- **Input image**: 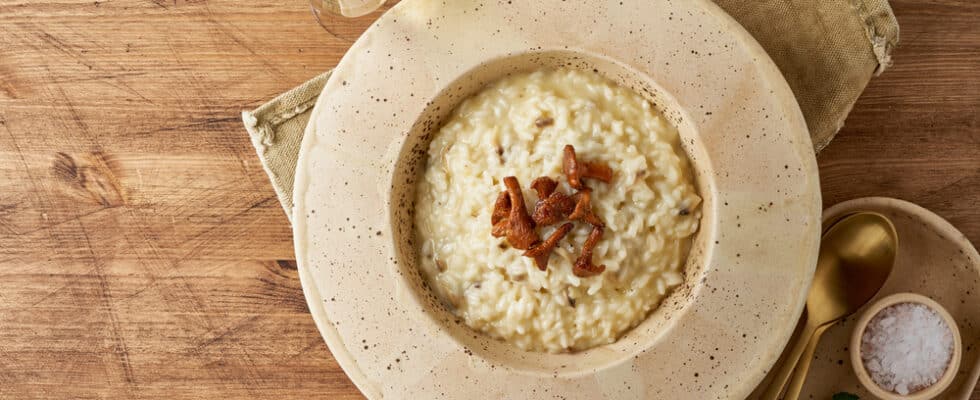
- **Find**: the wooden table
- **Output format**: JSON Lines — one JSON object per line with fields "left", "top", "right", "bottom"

{"left": 0, "top": 1, "right": 976, "bottom": 398}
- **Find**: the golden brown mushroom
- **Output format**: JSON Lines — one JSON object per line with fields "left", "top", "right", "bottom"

{"left": 532, "top": 191, "right": 575, "bottom": 226}
{"left": 490, "top": 146, "right": 612, "bottom": 275}
{"left": 572, "top": 226, "right": 606, "bottom": 278}
{"left": 530, "top": 176, "right": 558, "bottom": 199}
{"left": 523, "top": 222, "right": 574, "bottom": 271}
{"left": 563, "top": 145, "right": 613, "bottom": 189}
{"left": 502, "top": 176, "right": 539, "bottom": 250}
{"left": 491, "top": 220, "right": 509, "bottom": 238}
{"left": 568, "top": 189, "right": 604, "bottom": 227}
{"left": 491, "top": 191, "right": 510, "bottom": 226}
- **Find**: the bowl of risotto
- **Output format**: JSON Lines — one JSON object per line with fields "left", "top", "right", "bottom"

{"left": 292, "top": 0, "right": 821, "bottom": 398}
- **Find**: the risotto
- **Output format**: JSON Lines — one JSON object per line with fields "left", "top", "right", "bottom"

{"left": 414, "top": 68, "right": 701, "bottom": 352}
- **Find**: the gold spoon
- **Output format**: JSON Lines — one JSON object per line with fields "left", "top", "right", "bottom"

{"left": 762, "top": 212, "right": 898, "bottom": 400}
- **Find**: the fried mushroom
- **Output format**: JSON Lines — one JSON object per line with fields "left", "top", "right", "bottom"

{"left": 568, "top": 189, "right": 604, "bottom": 227}
{"left": 491, "top": 191, "right": 510, "bottom": 226}
{"left": 563, "top": 145, "right": 613, "bottom": 189}
{"left": 530, "top": 176, "right": 558, "bottom": 199}
{"left": 523, "top": 222, "right": 574, "bottom": 270}
{"left": 502, "top": 176, "right": 539, "bottom": 250}
{"left": 572, "top": 226, "right": 606, "bottom": 278}
{"left": 532, "top": 191, "right": 575, "bottom": 226}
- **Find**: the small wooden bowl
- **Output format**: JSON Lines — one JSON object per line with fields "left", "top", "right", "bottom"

{"left": 850, "top": 293, "right": 962, "bottom": 400}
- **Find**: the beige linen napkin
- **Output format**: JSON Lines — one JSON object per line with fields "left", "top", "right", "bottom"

{"left": 243, "top": 0, "right": 899, "bottom": 219}
{"left": 242, "top": 71, "right": 331, "bottom": 214}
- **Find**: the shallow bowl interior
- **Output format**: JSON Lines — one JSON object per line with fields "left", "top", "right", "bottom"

{"left": 388, "top": 50, "right": 716, "bottom": 375}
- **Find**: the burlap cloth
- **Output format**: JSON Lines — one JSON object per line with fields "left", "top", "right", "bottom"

{"left": 243, "top": 0, "right": 899, "bottom": 219}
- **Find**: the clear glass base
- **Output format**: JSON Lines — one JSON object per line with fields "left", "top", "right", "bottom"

{"left": 310, "top": 0, "right": 400, "bottom": 43}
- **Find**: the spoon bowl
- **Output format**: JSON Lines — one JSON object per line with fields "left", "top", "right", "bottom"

{"left": 808, "top": 212, "right": 898, "bottom": 324}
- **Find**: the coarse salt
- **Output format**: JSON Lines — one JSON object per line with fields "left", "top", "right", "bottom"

{"left": 860, "top": 302, "right": 954, "bottom": 395}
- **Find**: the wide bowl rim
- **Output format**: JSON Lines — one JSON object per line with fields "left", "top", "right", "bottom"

{"left": 291, "top": 0, "right": 821, "bottom": 398}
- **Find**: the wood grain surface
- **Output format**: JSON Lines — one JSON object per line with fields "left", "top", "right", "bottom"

{"left": 0, "top": 1, "right": 976, "bottom": 399}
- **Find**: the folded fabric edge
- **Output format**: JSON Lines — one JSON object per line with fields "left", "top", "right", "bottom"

{"left": 242, "top": 70, "right": 335, "bottom": 220}
{"left": 849, "top": 0, "right": 901, "bottom": 75}
{"left": 243, "top": 109, "right": 296, "bottom": 220}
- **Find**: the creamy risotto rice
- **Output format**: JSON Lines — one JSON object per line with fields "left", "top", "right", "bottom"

{"left": 414, "top": 68, "right": 701, "bottom": 352}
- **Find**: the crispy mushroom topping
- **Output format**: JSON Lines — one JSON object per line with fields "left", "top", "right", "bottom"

{"left": 573, "top": 226, "right": 606, "bottom": 278}
{"left": 491, "top": 191, "right": 511, "bottom": 238}
{"left": 490, "top": 145, "right": 615, "bottom": 276}
{"left": 563, "top": 145, "right": 613, "bottom": 189}
{"left": 568, "top": 188, "right": 591, "bottom": 220}
{"left": 568, "top": 189, "right": 604, "bottom": 227}
{"left": 491, "top": 220, "right": 509, "bottom": 238}
{"left": 532, "top": 191, "right": 575, "bottom": 226}
{"left": 491, "top": 191, "right": 510, "bottom": 225}
{"left": 503, "top": 176, "right": 539, "bottom": 250}
{"left": 523, "top": 222, "right": 574, "bottom": 270}
{"left": 582, "top": 161, "right": 613, "bottom": 183}
{"left": 562, "top": 145, "right": 582, "bottom": 189}
{"left": 530, "top": 176, "right": 558, "bottom": 199}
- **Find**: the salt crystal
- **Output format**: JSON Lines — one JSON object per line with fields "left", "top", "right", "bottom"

{"left": 860, "top": 302, "right": 954, "bottom": 395}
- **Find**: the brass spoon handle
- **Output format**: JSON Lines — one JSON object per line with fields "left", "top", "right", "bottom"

{"left": 761, "top": 320, "right": 819, "bottom": 400}
{"left": 782, "top": 323, "right": 833, "bottom": 400}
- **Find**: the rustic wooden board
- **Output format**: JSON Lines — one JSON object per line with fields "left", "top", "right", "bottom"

{"left": 0, "top": 0, "right": 975, "bottom": 399}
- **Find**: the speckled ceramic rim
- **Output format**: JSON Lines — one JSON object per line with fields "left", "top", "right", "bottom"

{"left": 292, "top": 0, "right": 821, "bottom": 398}
{"left": 849, "top": 292, "right": 963, "bottom": 400}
